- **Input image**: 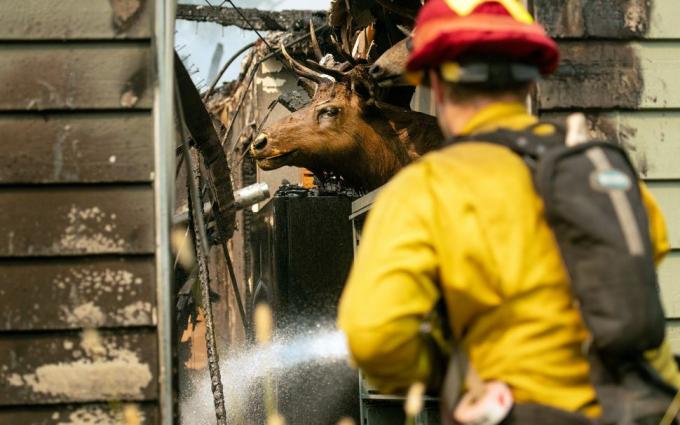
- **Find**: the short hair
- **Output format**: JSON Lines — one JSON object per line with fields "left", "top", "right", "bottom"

{"left": 441, "top": 79, "right": 533, "bottom": 104}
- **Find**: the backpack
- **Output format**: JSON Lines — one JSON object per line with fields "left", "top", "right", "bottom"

{"left": 443, "top": 115, "right": 677, "bottom": 425}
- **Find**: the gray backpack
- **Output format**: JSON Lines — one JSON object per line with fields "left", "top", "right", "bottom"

{"left": 442, "top": 119, "right": 676, "bottom": 425}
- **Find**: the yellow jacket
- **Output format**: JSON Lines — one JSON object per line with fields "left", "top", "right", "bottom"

{"left": 338, "top": 102, "right": 679, "bottom": 416}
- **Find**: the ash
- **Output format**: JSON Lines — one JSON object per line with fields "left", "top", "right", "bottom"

{"left": 180, "top": 324, "right": 355, "bottom": 425}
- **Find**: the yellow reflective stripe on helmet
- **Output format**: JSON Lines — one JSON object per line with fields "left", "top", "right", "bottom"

{"left": 443, "top": 0, "right": 534, "bottom": 24}
{"left": 440, "top": 62, "right": 462, "bottom": 82}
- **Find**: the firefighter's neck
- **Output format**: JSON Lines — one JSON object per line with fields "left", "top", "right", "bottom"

{"left": 436, "top": 94, "right": 525, "bottom": 137}
{"left": 430, "top": 72, "right": 523, "bottom": 137}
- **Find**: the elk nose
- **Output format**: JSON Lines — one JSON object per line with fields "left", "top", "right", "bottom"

{"left": 252, "top": 133, "right": 268, "bottom": 151}
{"left": 369, "top": 63, "right": 384, "bottom": 78}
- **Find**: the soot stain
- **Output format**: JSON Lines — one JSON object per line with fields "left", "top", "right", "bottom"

{"left": 535, "top": 0, "right": 650, "bottom": 38}
{"left": 539, "top": 42, "right": 644, "bottom": 109}
{"left": 585, "top": 114, "right": 648, "bottom": 176}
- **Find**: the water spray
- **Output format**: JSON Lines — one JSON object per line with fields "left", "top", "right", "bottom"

{"left": 404, "top": 382, "right": 426, "bottom": 425}
{"left": 180, "top": 325, "right": 350, "bottom": 425}
{"left": 254, "top": 303, "right": 278, "bottom": 423}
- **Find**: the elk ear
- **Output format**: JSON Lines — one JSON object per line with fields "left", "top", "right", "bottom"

{"left": 351, "top": 79, "right": 372, "bottom": 101}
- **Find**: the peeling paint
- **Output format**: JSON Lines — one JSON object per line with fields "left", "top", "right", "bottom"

{"left": 120, "top": 90, "right": 139, "bottom": 108}
{"left": 112, "top": 301, "right": 154, "bottom": 326}
{"left": 56, "top": 405, "right": 146, "bottom": 425}
{"left": 110, "top": 0, "right": 143, "bottom": 34}
{"left": 56, "top": 206, "right": 126, "bottom": 253}
{"left": 6, "top": 373, "right": 22, "bottom": 386}
{"left": 60, "top": 302, "right": 106, "bottom": 327}
{"left": 5, "top": 347, "right": 152, "bottom": 400}
{"left": 80, "top": 329, "right": 106, "bottom": 359}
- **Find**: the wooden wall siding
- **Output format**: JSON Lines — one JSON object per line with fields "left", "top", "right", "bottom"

{"left": 534, "top": 0, "right": 680, "bottom": 39}
{"left": 665, "top": 319, "right": 680, "bottom": 355}
{"left": 533, "top": 0, "right": 680, "bottom": 345}
{"left": 660, "top": 253, "right": 680, "bottom": 318}
{"left": 647, "top": 183, "right": 680, "bottom": 249}
{"left": 0, "top": 330, "right": 158, "bottom": 405}
{"left": 0, "top": 403, "right": 158, "bottom": 425}
{"left": 0, "top": 43, "right": 152, "bottom": 111}
{"left": 543, "top": 112, "right": 680, "bottom": 180}
{"left": 538, "top": 42, "right": 680, "bottom": 109}
{"left": 0, "top": 112, "right": 153, "bottom": 184}
{"left": 0, "top": 257, "right": 156, "bottom": 331}
{"left": 0, "top": 186, "right": 154, "bottom": 257}
{"left": 0, "top": 0, "right": 152, "bottom": 41}
{"left": 0, "top": 0, "right": 162, "bottom": 416}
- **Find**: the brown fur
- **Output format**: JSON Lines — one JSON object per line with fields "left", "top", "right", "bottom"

{"left": 251, "top": 82, "right": 442, "bottom": 191}
{"left": 370, "top": 37, "right": 411, "bottom": 87}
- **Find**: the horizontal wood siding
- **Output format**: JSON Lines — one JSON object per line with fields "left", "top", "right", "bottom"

{"left": 0, "top": 112, "right": 153, "bottom": 183}
{"left": 660, "top": 252, "right": 680, "bottom": 318}
{"left": 535, "top": 0, "right": 680, "bottom": 39}
{"left": 0, "top": 187, "right": 155, "bottom": 256}
{"left": 543, "top": 111, "right": 680, "bottom": 180}
{"left": 534, "top": 0, "right": 680, "bottom": 352}
{"left": 0, "top": 0, "right": 152, "bottom": 41}
{"left": 648, "top": 0, "right": 680, "bottom": 38}
{"left": 539, "top": 42, "right": 680, "bottom": 110}
{"left": 0, "top": 43, "right": 152, "bottom": 111}
{"left": 666, "top": 320, "right": 680, "bottom": 353}
{"left": 0, "top": 330, "right": 158, "bottom": 405}
{"left": 0, "top": 257, "right": 156, "bottom": 331}
{"left": 0, "top": 403, "right": 158, "bottom": 425}
{"left": 647, "top": 183, "right": 680, "bottom": 249}
{"left": 0, "top": 0, "right": 162, "bottom": 415}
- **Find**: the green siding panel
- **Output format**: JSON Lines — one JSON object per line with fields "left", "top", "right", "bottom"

{"left": 665, "top": 320, "right": 680, "bottom": 353}
{"left": 660, "top": 251, "right": 680, "bottom": 318}
{"left": 647, "top": 182, "right": 680, "bottom": 250}
{"left": 543, "top": 112, "right": 680, "bottom": 180}
{"left": 648, "top": 0, "right": 680, "bottom": 39}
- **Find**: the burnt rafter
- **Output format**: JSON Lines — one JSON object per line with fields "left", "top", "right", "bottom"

{"left": 176, "top": 4, "right": 326, "bottom": 31}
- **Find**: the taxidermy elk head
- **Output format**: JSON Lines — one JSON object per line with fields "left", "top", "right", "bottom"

{"left": 250, "top": 27, "right": 441, "bottom": 191}
{"left": 369, "top": 35, "right": 411, "bottom": 88}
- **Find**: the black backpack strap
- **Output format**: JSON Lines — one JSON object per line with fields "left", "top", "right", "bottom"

{"left": 446, "top": 122, "right": 566, "bottom": 172}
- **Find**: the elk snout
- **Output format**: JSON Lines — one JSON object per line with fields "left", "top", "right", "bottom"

{"left": 252, "top": 133, "right": 268, "bottom": 153}
{"left": 369, "top": 63, "right": 384, "bottom": 79}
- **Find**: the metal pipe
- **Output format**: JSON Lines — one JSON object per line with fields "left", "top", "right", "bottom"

{"left": 153, "top": 0, "right": 176, "bottom": 422}
{"left": 234, "top": 182, "right": 270, "bottom": 210}
{"left": 173, "top": 182, "right": 270, "bottom": 225}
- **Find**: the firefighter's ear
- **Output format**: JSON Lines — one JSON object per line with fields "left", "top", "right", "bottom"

{"left": 430, "top": 70, "right": 446, "bottom": 105}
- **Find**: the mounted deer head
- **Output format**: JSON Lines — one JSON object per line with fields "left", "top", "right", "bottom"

{"left": 250, "top": 25, "right": 441, "bottom": 191}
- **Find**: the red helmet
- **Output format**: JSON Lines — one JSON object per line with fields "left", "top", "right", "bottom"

{"left": 406, "top": 0, "right": 559, "bottom": 82}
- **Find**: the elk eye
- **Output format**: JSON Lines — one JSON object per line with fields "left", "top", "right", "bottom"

{"left": 319, "top": 107, "right": 340, "bottom": 119}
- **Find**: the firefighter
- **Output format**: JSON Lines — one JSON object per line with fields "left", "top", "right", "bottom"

{"left": 338, "top": 0, "right": 680, "bottom": 423}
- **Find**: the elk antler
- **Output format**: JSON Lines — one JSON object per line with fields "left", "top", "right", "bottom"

{"left": 330, "top": 33, "right": 356, "bottom": 64}
{"left": 280, "top": 41, "right": 335, "bottom": 84}
{"left": 309, "top": 19, "right": 324, "bottom": 62}
{"left": 304, "top": 57, "right": 350, "bottom": 82}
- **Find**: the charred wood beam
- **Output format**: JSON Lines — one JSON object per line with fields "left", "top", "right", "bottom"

{"left": 176, "top": 4, "right": 326, "bottom": 31}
